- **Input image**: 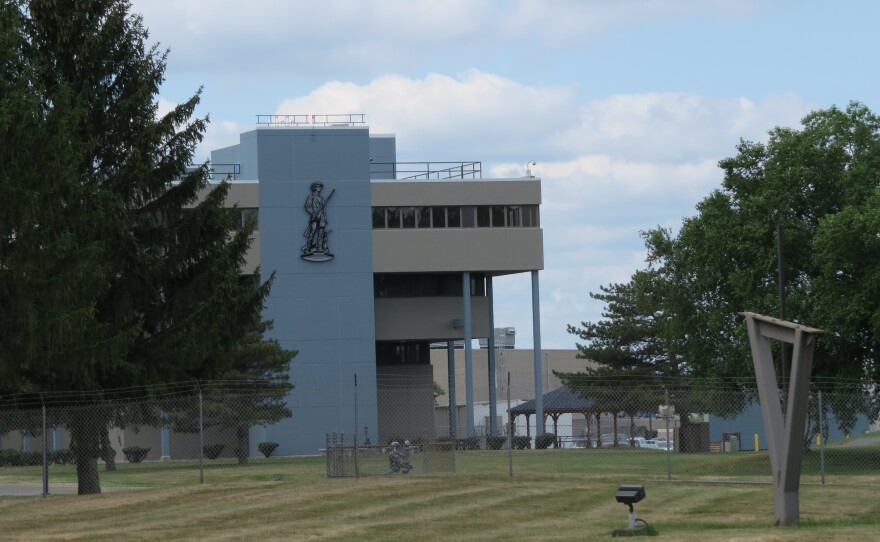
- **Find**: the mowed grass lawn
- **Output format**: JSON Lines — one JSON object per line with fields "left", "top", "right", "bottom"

{"left": 1, "top": 448, "right": 879, "bottom": 541}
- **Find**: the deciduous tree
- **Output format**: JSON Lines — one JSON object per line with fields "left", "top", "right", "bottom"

{"left": 568, "top": 102, "right": 880, "bottom": 434}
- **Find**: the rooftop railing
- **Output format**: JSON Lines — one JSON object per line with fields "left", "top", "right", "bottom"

{"left": 208, "top": 163, "right": 241, "bottom": 180}
{"left": 256, "top": 114, "right": 366, "bottom": 127}
{"left": 371, "top": 161, "right": 482, "bottom": 180}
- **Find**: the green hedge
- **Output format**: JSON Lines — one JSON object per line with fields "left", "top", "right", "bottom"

{"left": 203, "top": 443, "right": 225, "bottom": 459}
{"left": 50, "top": 448, "right": 75, "bottom": 465}
{"left": 486, "top": 436, "right": 507, "bottom": 450}
{"left": 0, "top": 449, "right": 44, "bottom": 467}
{"left": 512, "top": 436, "right": 532, "bottom": 449}
{"left": 122, "top": 446, "right": 150, "bottom": 463}
{"left": 258, "top": 442, "right": 279, "bottom": 458}
{"left": 455, "top": 436, "right": 481, "bottom": 450}
{"left": 535, "top": 432, "right": 557, "bottom": 449}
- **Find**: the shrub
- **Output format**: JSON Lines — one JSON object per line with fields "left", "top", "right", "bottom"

{"left": 258, "top": 442, "right": 279, "bottom": 458}
{"left": 0, "top": 449, "right": 20, "bottom": 467}
{"left": 486, "top": 436, "right": 507, "bottom": 450}
{"left": 19, "top": 451, "right": 43, "bottom": 466}
{"left": 535, "top": 432, "right": 557, "bottom": 449}
{"left": 122, "top": 446, "right": 150, "bottom": 463}
{"left": 50, "top": 448, "right": 75, "bottom": 465}
{"left": 455, "top": 436, "right": 481, "bottom": 450}
{"left": 203, "top": 443, "right": 225, "bottom": 459}
{"left": 512, "top": 436, "right": 532, "bottom": 450}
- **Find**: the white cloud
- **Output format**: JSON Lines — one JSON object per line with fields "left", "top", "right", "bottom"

{"left": 131, "top": 0, "right": 770, "bottom": 77}
{"left": 549, "top": 92, "right": 810, "bottom": 163}
{"left": 274, "top": 73, "right": 812, "bottom": 168}
{"left": 275, "top": 70, "right": 575, "bottom": 160}
{"left": 156, "top": 98, "right": 177, "bottom": 119}
{"left": 498, "top": 0, "right": 764, "bottom": 46}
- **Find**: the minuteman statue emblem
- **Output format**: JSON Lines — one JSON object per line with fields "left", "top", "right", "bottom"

{"left": 301, "top": 181, "right": 335, "bottom": 262}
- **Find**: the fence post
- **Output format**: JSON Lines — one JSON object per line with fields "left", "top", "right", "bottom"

{"left": 507, "top": 372, "right": 513, "bottom": 478}
{"left": 42, "top": 403, "right": 48, "bottom": 498}
{"left": 818, "top": 390, "right": 826, "bottom": 486}
{"left": 664, "top": 386, "right": 672, "bottom": 481}
{"left": 353, "top": 374, "right": 359, "bottom": 479}
{"left": 199, "top": 391, "right": 204, "bottom": 485}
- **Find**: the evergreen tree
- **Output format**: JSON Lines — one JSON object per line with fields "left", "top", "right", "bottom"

{"left": 0, "top": 0, "right": 266, "bottom": 493}
{"left": 209, "top": 319, "right": 295, "bottom": 465}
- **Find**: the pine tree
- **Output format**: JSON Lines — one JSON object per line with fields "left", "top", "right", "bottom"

{"left": 0, "top": 0, "right": 265, "bottom": 494}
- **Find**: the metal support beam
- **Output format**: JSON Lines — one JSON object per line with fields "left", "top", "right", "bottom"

{"left": 447, "top": 340, "right": 457, "bottom": 439}
{"left": 532, "top": 271, "right": 544, "bottom": 436}
{"left": 741, "top": 312, "right": 822, "bottom": 526}
{"left": 463, "top": 272, "right": 475, "bottom": 437}
{"left": 487, "top": 276, "right": 498, "bottom": 436}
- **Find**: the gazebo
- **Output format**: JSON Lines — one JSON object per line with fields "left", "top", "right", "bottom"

{"left": 509, "top": 386, "right": 602, "bottom": 448}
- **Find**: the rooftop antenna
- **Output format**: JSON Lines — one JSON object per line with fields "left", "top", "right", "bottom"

{"left": 525, "top": 160, "right": 536, "bottom": 178}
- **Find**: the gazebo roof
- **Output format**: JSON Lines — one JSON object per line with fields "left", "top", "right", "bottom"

{"left": 509, "top": 386, "right": 596, "bottom": 415}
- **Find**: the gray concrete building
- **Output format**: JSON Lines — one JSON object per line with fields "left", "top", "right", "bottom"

{"left": 209, "top": 115, "right": 544, "bottom": 455}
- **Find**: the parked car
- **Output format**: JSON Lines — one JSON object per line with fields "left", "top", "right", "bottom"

{"left": 637, "top": 438, "right": 674, "bottom": 451}
{"left": 600, "top": 434, "right": 646, "bottom": 448}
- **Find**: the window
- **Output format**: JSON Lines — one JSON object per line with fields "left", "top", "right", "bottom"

{"left": 387, "top": 207, "right": 401, "bottom": 228}
{"left": 461, "top": 206, "right": 476, "bottom": 228}
{"left": 476, "top": 206, "right": 491, "bottom": 227}
{"left": 401, "top": 207, "right": 416, "bottom": 228}
{"left": 431, "top": 207, "right": 446, "bottom": 228}
{"left": 372, "top": 207, "right": 386, "bottom": 228}
{"left": 230, "top": 208, "right": 259, "bottom": 231}
{"left": 491, "top": 206, "right": 506, "bottom": 227}
{"left": 241, "top": 208, "right": 259, "bottom": 230}
{"left": 417, "top": 207, "right": 431, "bottom": 228}
{"left": 522, "top": 205, "right": 539, "bottom": 227}
{"left": 506, "top": 206, "right": 521, "bottom": 227}
{"left": 447, "top": 206, "right": 461, "bottom": 227}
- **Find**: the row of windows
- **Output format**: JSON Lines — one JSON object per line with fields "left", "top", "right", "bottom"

{"left": 376, "top": 341, "right": 431, "bottom": 366}
{"left": 372, "top": 205, "right": 539, "bottom": 229}
{"left": 181, "top": 207, "right": 258, "bottom": 231}
{"left": 374, "top": 273, "right": 486, "bottom": 298}
{"left": 206, "top": 205, "right": 539, "bottom": 232}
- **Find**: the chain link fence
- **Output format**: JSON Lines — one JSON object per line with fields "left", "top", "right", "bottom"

{"left": 0, "top": 381, "right": 877, "bottom": 496}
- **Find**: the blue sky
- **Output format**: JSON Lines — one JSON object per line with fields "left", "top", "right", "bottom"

{"left": 132, "top": 0, "right": 880, "bottom": 349}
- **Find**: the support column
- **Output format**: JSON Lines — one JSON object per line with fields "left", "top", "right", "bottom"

{"left": 487, "top": 276, "right": 498, "bottom": 436}
{"left": 532, "top": 270, "right": 544, "bottom": 435}
{"left": 463, "top": 272, "right": 475, "bottom": 437}
{"left": 447, "top": 341, "right": 457, "bottom": 438}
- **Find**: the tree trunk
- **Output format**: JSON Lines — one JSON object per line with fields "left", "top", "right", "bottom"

{"left": 69, "top": 417, "right": 101, "bottom": 495}
{"left": 613, "top": 414, "right": 619, "bottom": 447}
{"left": 236, "top": 426, "right": 249, "bottom": 465}
{"left": 101, "top": 428, "right": 117, "bottom": 472}
{"left": 629, "top": 414, "right": 636, "bottom": 447}
{"left": 585, "top": 412, "right": 592, "bottom": 448}
{"left": 595, "top": 413, "right": 602, "bottom": 448}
